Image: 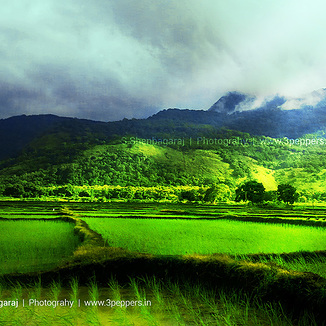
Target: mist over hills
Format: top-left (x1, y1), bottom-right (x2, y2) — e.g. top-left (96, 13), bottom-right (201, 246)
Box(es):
top-left (149, 89), bottom-right (326, 138)
top-left (1, 88), bottom-right (326, 163)
top-left (208, 89), bottom-right (326, 113)
top-left (208, 92), bottom-right (286, 114)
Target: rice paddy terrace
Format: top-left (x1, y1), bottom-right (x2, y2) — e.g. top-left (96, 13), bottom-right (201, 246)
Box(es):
top-left (1, 200), bottom-right (326, 325)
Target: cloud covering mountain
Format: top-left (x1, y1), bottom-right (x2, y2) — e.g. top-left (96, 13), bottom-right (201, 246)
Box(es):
top-left (209, 89), bottom-right (326, 114)
top-left (1, 0), bottom-right (326, 121)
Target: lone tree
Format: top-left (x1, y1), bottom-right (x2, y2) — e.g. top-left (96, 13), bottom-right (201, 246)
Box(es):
top-left (235, 181), bottom-right (265, 203)
top-left (277, 184), bottom-right (298, 204)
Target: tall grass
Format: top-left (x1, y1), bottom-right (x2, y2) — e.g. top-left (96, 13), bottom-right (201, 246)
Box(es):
top-left (82, 218), bottom-right (326, 255)
top-left (282, 255), bottom-right (326, 278)
top-left (0, 277), bottom-right (321, 325)
top-left (235, 252), bottom-right (326, 279)
top-left (0, 220), bottom-right (81, 274)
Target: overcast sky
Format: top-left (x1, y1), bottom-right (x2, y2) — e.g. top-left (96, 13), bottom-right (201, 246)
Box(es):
top-left (1, 0), bottom-right (326, 121)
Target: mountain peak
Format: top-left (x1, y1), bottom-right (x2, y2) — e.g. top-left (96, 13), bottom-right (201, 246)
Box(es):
top-left (208, 92), bottom-right (255, 114)
top-left (209, 91), bottom-right (290, 114)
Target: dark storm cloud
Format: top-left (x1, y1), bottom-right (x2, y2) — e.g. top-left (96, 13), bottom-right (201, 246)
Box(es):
top-left (1, 0), bottom-right (326, 120)
top-left (23, 63), bottom-right (153, 121)
top-left (0, 83), bottom-right (41, 116)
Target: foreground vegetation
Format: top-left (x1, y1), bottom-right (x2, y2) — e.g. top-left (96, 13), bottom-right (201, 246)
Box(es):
top-left (0, 276), bottom-right (320, 326)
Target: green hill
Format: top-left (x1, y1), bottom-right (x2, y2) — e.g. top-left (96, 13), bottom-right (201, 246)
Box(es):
top-left (1, 123), bottom-right (326, 202)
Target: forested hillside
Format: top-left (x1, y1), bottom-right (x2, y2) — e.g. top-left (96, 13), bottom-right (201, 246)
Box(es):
top-left (1, 119), bottom-right (326, 202)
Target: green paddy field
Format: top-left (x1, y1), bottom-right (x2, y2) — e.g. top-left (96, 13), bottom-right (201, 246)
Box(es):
top-left (0, 220), bottom-right (81, 274)
top-left (82, 217), bottom-right (326, 255)
top-left (0, 200), bottom-right (326, 325)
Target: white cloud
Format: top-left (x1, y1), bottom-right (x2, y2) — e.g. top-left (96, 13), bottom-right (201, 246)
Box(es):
top-left (1, 0), bottom-right (326, 120)
top-left (281, 89), bottom-right (326, 110)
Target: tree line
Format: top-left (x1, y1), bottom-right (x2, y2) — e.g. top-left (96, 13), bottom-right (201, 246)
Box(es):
top-left (0, 181), bottom-right (298, 205)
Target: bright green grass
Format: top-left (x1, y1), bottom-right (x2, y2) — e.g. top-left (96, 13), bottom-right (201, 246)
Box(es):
top-left (0, 214), bottom-right (59, 219)
top-left (0, 201), bottom-right (62, 219)
top-left (65, 201), bottom-right (326, 223)
top-left (2, 200), bottom-right (326, 221)
top-left (0, 220), bottom-right (81, 274)
top-left (82, 218), bottom-right (326, 255)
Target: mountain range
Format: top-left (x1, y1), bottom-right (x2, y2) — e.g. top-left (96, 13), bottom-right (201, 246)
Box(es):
top-left (1, 89), bottom-right (326, 198)
top-left (208, 89), bottom-right (326, 114)
top-left (151, 89), bottom-right (326, 137)
top-left (1, 88), bottom-right (326, 163)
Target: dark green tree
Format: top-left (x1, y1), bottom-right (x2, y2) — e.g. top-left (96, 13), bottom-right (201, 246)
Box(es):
top-left (179, 189), bottom-right (197, 202)
top-left (78, 190), bottom-right (91, 197)
top-left (263, 190), bottom-right (278, 202)
top-left (277, 184), bottom-right (298, 204)
top-left (3, 183), bottom-right (25, 198)
top-left (235, 181), bottom-right (265, 203)
top-left (203, 184), bottom-right (219, 203)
